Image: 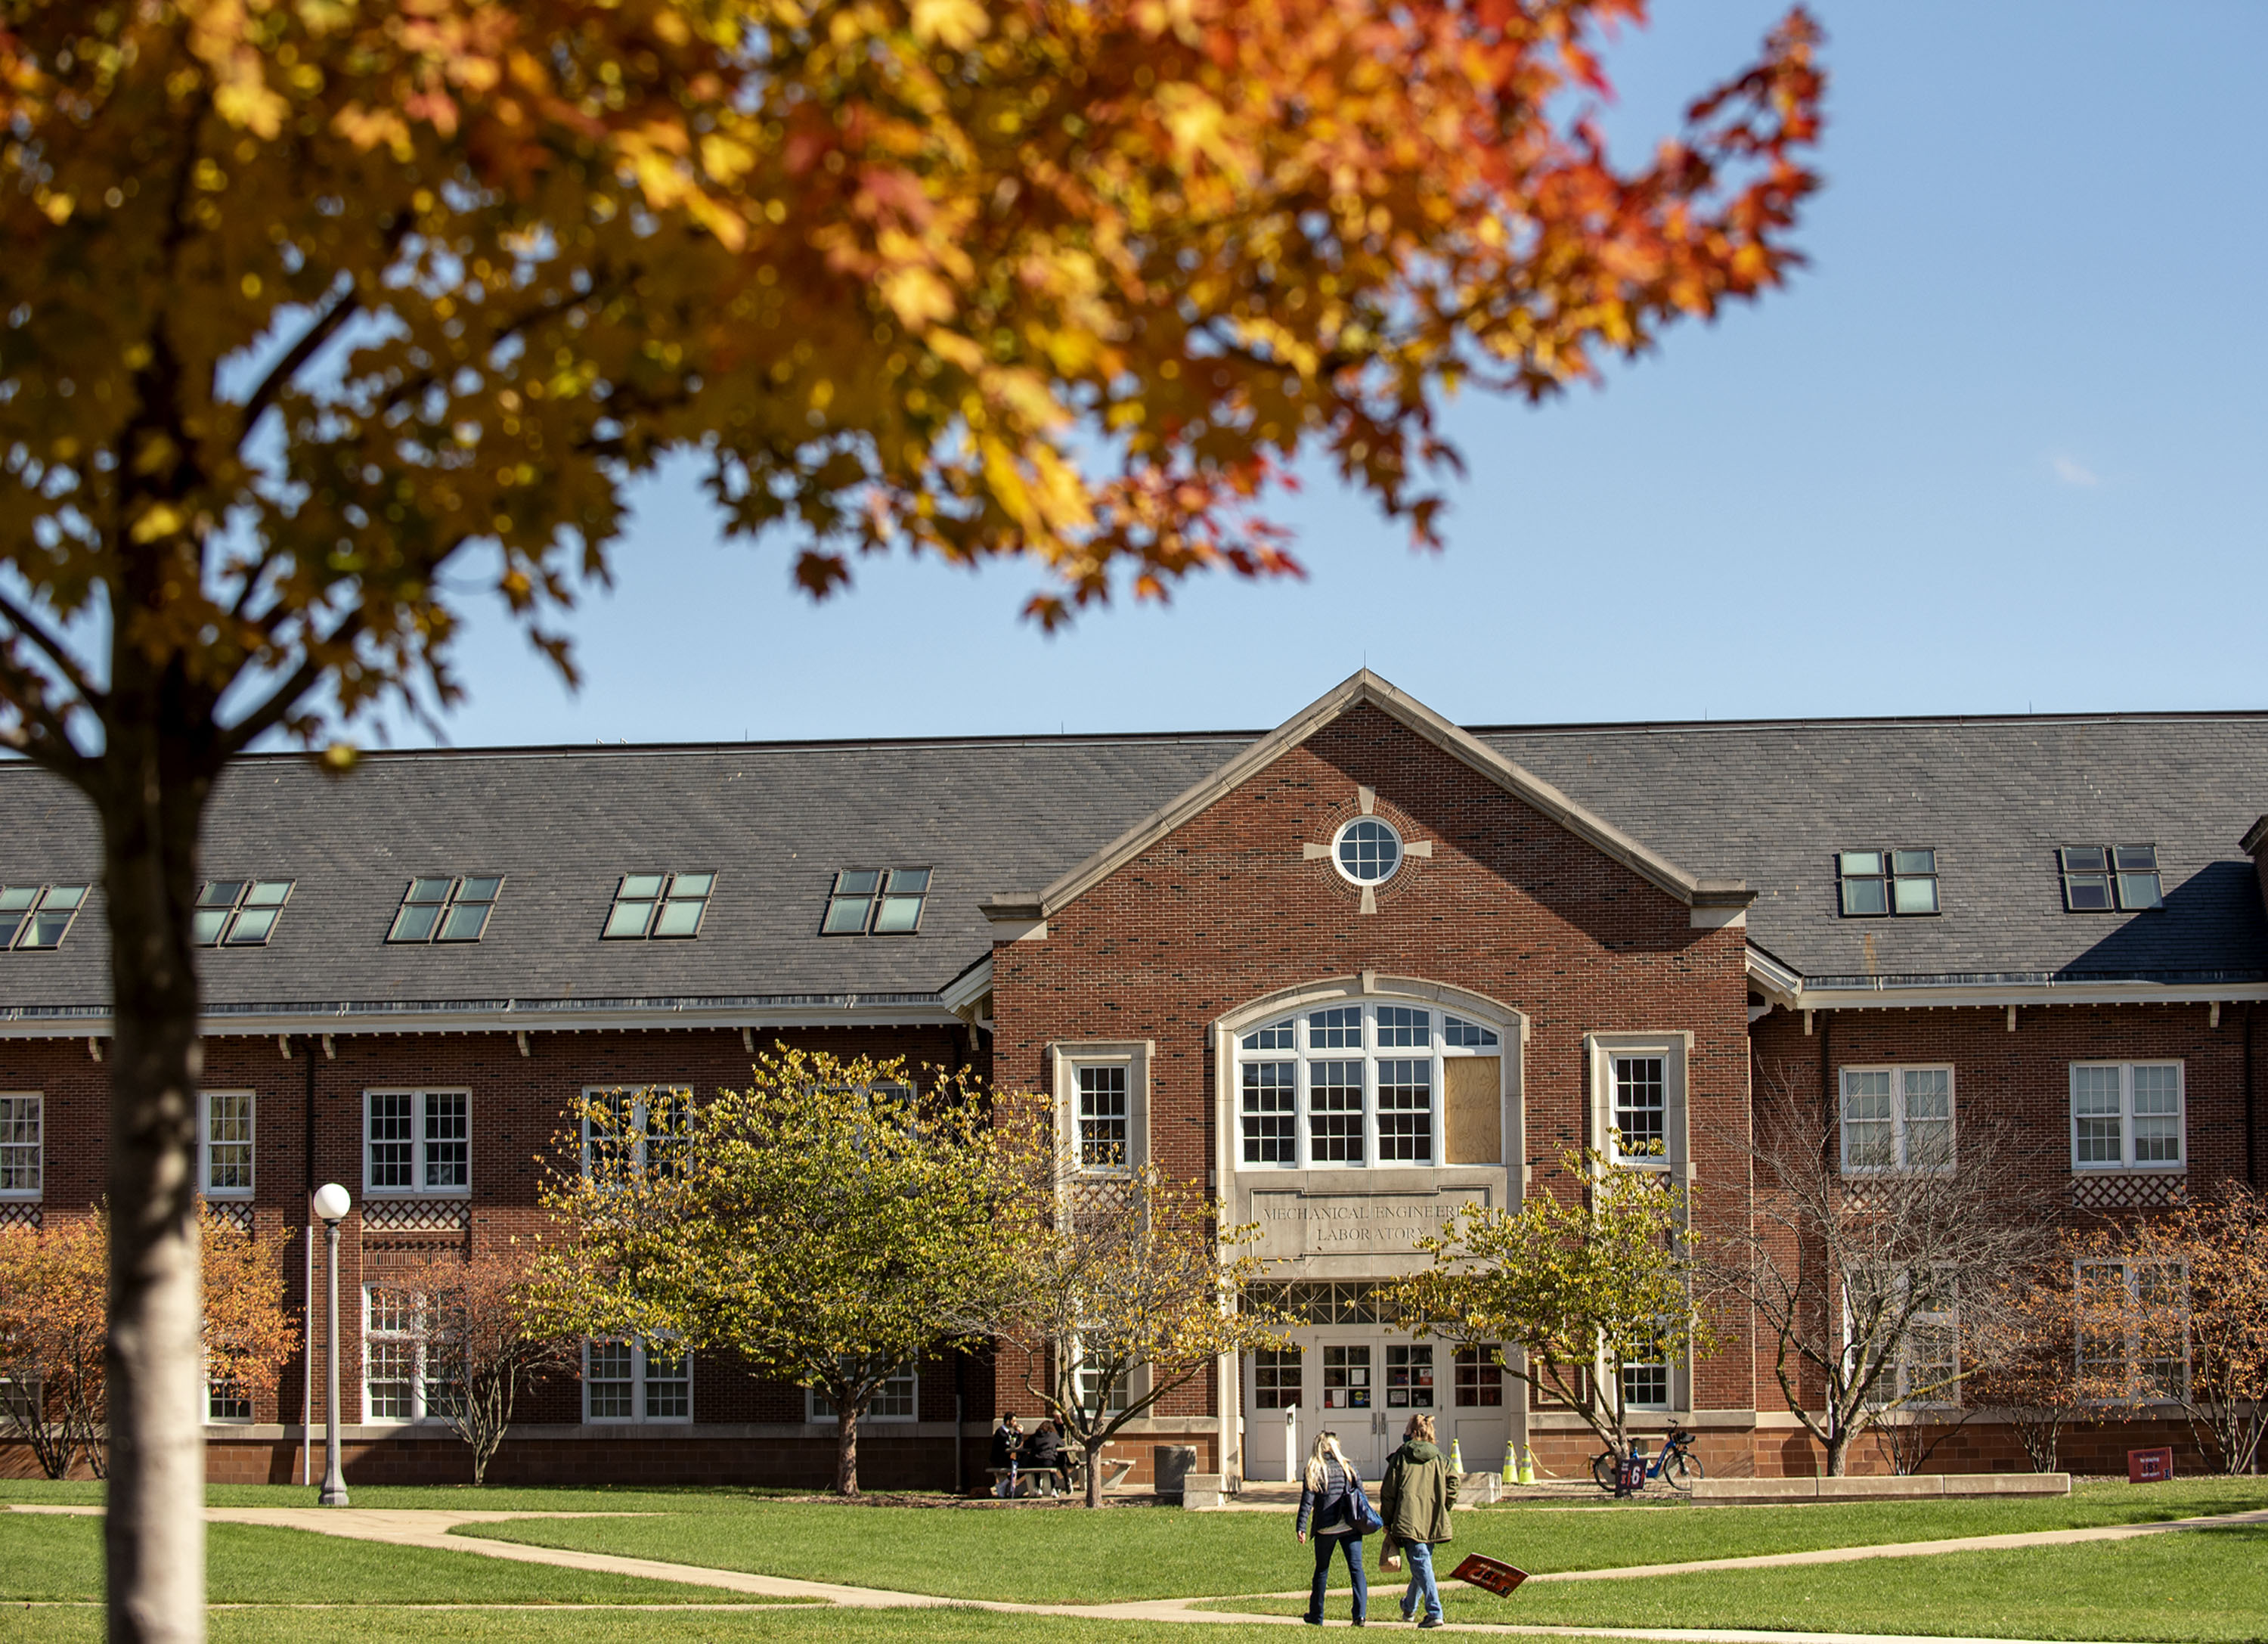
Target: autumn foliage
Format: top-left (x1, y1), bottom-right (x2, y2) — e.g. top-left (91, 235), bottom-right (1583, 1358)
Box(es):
top-left (0, 1208), bottom-right (298, 1480)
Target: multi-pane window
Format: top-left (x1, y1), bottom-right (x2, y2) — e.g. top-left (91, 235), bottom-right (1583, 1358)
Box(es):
top-left (1385, 1343), bottom-right (1435, 1410)
top-left (581, 1086), bottom-right (689, 1177)
top-left (2060, 845), bottom-right (2163, 912)
top-left (199, 1091), bottom-right (254, 1198)
top-left (192, 879), bottom-right (294, 946)
top-left (586, 1341), bottom-right (693, 1422)
top-left (364, 1090), bottom-right (471, 1193)
top-left (388, 876), bottom-right (503, 943)
top-left (1333, 818), bottom-right (1402, 885)
top-left (206, 1378), bottom-right (253, 1422)
top-left (1619, 1343), bottom-right (1670, 1410)
top-left (1240, 1062), bottom-right (1297, 1164)
top-left (1454, 1346), bottom-right (1504, 1407)
top-left (822, 868), bottom-right (931, 935)
top-left (1074, 1064), bottom-right (1129, 1171)
top-left (1309, 1060), bottom-right (1365, 1164)
top-left (2, 884), bottom-right (89, 950)
top-left (1839, 1066), bottom-right (1954, 1172)
top-left (1074, 1337), bottom-right (1129, 1416)
top-left (364, 1287), bottom-right (456, 1422)
top-left (1610, 1056), bottom-right (1667, 1165)
top-left (2071, 1063), bottom-right (2184, 1171)
top-left (1253, 1347), bottom-right (1303, 1410)
top-left (0, 1094), bottom-right (40, 1196)
top-left (1235, 1002), bottom-right (1492, 1171)
top-left (2078, 1261), bottom-right (2187, 1402)
top-left (1376, 1059), bottom-right (1432, 1162)
top-left (1838, 849), bottom-right (1938, 917)
top-left (603, 872), bottom-right (714, 939)
top-left (810, 1361), bottom-right (914, 1422)
top-left (1321, 1344), bottom-right (1373, 1410)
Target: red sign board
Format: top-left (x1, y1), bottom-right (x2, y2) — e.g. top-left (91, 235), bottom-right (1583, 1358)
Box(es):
top-left (1449, 1555), bottom-right (1529, 1596)
top-left (2127, 1447), bottom-right (2174, 1484)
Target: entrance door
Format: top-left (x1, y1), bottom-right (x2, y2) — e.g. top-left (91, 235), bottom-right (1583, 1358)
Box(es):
top-left (1312, 1339), bottom-right (1382, 1477)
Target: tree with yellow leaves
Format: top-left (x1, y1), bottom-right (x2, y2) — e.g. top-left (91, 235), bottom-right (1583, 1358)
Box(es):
top-left (534, 1050), bottom-right (1009, 1496)
top-left (0, 2), bottom-right (1820, 1630)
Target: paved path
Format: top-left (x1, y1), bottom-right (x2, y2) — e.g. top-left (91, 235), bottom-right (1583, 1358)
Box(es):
top-left (14, 1500), bottom-right (2266, 1642)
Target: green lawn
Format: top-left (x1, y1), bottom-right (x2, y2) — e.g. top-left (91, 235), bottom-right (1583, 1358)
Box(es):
top-left (1209, 1525), bottom-right (2268, 1642)
top-left (0, 1514), bottom-right (780, 1606)
top-left (445, 1478), bottom-right (2268, 1602)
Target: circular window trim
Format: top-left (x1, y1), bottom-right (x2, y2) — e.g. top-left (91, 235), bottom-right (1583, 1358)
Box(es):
top-left (1331, 817), bottom-right (1404, 887)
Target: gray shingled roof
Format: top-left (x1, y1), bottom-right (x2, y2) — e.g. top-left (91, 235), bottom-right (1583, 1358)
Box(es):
top-left (1479, 714), bottom-right (2268, 985)
top-left (2, 709), bottom-right (2263, 1015)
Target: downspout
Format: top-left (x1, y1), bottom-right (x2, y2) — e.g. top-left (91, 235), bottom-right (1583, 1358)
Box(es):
top-left (2246, 1006), bottom-right (2257, 1191)
top-left (953, 1351), bottom-right (965, 1497)
top-left (301, 1035), bottom-right (317, 1489)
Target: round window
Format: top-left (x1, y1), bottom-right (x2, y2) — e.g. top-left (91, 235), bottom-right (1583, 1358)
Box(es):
top-left (1333, 817), bottom-right (1403, 885)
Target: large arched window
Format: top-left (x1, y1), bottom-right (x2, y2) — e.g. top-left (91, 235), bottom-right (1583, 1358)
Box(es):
top-left (1232, 1000), bottom-right (1500, 1171)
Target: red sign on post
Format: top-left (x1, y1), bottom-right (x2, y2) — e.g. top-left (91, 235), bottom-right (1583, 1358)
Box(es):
top-left (1449, 1555), bottom-right (1529, 1596)
top-left (2127, 1447), bottom-right (2174, 1484)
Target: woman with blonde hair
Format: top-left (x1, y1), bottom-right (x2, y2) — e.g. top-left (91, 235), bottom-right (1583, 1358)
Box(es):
top-left (1294, 1430), bottom-right (1372, 1626)
top-left (1380, 1413), bottom-right (1458, 1627)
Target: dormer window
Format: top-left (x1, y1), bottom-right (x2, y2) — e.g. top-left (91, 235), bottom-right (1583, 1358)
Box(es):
top-left (2, 884), bottom-right (88, 951)
top-left (388, 876), bottom-right (502, 944)
top-left (1838, 849), bottom-right (1938, 917)
top-left (603, 873), bottom-right (713, 940)
top-left (192, 880), bottom-right (294, 947)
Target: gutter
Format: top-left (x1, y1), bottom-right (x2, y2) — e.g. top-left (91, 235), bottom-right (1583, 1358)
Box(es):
top-left (0, 991), bottom-right (964, 1041)
top-left (1744, 949), bottom-right (2268, 1015)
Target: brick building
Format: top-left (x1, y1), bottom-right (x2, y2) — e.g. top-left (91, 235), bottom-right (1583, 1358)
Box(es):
top-left (2, 672), bottom-right (2263, 1485)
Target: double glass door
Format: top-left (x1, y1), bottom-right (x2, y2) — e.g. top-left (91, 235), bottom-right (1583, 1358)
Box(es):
top-left (1254, 1335), bottom-right (1438, 1480)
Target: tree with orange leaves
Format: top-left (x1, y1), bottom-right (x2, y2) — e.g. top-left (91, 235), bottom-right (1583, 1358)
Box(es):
top-left (0, 1208), bottom-right (296, 1481)
top-left (0, 3), bottom-right (1821, 1633)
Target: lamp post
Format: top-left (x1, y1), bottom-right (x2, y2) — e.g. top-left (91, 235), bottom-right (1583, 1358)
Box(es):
top-left (312, 1183), bottom-right (352, 1507)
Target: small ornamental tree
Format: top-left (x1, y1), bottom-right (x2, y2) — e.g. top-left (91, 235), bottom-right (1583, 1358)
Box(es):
top-left (537, 1050), bottom-right (1008, 1495)
top-left (1700, 1067), bottom-right (2046, 1477)
top-left (392, 1241), bottom-right (574, 1487)
top-left (1967, 1236), bottom-right (2133, 1474)
top-left (0, 1206), bottom-right (295, 1481)
top-left (0, 3), bottom-right (1822, 1627)
top-left (1393, 1148), bottom-right (1706, 1465)
top-left (965, 1120), bottom-right (1293, 1509)
top-left (0, 1211), bottom-right (108, 1478)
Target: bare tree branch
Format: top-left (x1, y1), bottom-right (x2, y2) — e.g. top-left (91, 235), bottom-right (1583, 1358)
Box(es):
top-left (0, 585), bottom-right (104, 712)
top-left (216, 607), bottom-right (369, 758)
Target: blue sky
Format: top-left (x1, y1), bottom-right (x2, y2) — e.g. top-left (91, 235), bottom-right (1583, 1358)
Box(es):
top-left (364, 1), bottom-right (2268, 749)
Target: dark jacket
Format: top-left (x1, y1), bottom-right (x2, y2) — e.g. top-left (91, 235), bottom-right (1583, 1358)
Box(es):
top-left (1380, 1440), bottom-right (1457, 1548)
top-left (1296, 1454), bottom-right (1364, 1537)
top-left (989, 1423), bottom-right (1022, 1469)
top-left (1021, 1426), bottom-right (1064, 1468)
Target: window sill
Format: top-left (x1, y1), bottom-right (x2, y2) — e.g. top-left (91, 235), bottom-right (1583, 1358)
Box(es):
top-left (2070, 1165), bottom-right (2186, 1175)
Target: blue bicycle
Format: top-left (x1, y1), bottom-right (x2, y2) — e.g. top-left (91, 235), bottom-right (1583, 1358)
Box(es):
top-left (1591, 1428), bottom-right (1703, 1494)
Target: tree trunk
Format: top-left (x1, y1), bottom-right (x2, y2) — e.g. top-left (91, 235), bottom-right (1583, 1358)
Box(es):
top-left (835, 1402), bottom-right (860, 1495)
top-left (1822, 1426), bottom-right (1850, 1477)
top-left (98, 680), bottom-right (220, 1644)
top-left (1083, 1439), bottom-right (1104, 1509)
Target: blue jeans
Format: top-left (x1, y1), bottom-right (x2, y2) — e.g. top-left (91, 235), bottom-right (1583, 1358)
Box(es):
top-left (1308, 1531), bottom-right (1367, 1624)
top-left (1399, 1540), bottom-right (1442, 1623)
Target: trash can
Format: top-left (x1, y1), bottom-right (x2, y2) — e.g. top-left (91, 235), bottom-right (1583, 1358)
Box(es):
top-left (1155, 1444), bottom-right (1199, 1500)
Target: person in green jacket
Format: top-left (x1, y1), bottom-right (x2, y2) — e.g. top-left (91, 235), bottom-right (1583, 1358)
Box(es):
top-left (1379, 1413), bottom-right (1457, 1627)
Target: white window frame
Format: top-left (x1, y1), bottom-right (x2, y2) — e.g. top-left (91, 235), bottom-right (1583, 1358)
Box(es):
top-left (362, 1284), bottom-right (451, 1425)
top-left (583, 1339), bottom-right (693, 1423)
top-left (1586, 1034), bottom-right (1690, 1177)
top-left (1052, 1041), bottom-right (1150, 1176)
top-left (2069, 1062), bottom-right (2186, 1173)
top-left (1231, 1002), bottom-right (1501, 1172)
top-left (579, 1084), bottom-right (690, 1176)
top-left (0, 1093), bottom-right (42, 1199)
top-left (1837, 1065), bottom-right (1957, 1174)
top-left (197, 1090), bottom-right (255, 1199)
top-left (205, 1369), bottom-right (254, 1423)
top-left (363, 1087), bottom-right (472, 1196)
top-left (2076, 1259), bottom-right (2189, 1404)
top-left (807, 1362), bottom-right (916, 1424)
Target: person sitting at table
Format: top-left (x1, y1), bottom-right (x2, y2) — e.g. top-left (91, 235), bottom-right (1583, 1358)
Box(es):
top-left (989, 1413), bottom-right (1024, 1497)
top-left (1021, 1419), bottom-right (1069, 1495)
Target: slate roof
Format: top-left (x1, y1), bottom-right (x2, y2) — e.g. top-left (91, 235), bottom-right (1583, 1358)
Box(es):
top-left (2, 708), bottom-right (2263, 1017)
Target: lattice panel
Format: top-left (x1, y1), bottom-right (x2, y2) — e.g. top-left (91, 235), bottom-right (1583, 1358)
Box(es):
top-left (361, 1198), bottom-right (470, 1233)
top-left (2068, 1173), bottom-right (2186, 1213)
top-left (208, 1202), bottom-right (254, 1232)
top-left (0, 1203), bottom-right (42, 1230)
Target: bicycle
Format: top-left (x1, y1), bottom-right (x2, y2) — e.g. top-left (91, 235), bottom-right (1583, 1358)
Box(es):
top-left (1590, 1428), bottom-right (1703, 1494)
